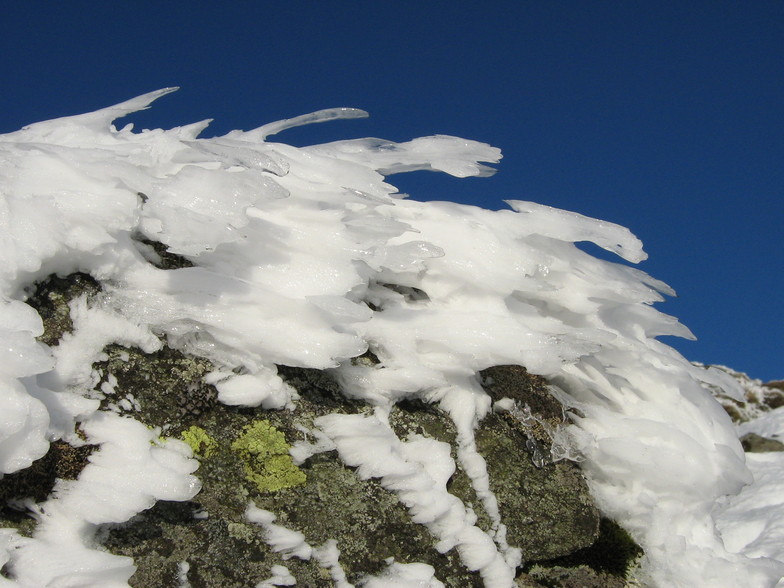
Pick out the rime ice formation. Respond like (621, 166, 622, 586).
(0, 88, 782, 587)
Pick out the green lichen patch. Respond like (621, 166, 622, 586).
(231, 420, 306, 493)
(181, 426, 218, 458)
(351, 348, 381, 367)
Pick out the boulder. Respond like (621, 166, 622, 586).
(0, 273, 644, 587)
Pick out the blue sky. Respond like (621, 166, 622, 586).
(2, 2, 782, 381)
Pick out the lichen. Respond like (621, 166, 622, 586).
(180, 426, 217, 458)
(231, 420, 306, 493)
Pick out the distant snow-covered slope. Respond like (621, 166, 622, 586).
(703, 366, 784, 587)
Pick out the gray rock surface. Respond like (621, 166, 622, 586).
(1, 271, 644, 587)
(740, 433, 784, 453)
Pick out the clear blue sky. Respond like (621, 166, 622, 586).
(2, 2, 781, 381)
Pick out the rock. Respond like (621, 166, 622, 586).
(24, 272, 101, 346)
(698, 364, 784, 424)
(740, 433, 784, 453)
(476, 366, 600, 560)
(1, 272, 642, 588)
(474, 412, 599, 560)
(480, 365, 562, 420)
(765, 380, 784, 397)
(0, 440, 95, 539)
(98, 362, 611, 586)
(522, 564, 627, 588)
(522, 517, 643, 586)
(95, 343, 218, 429)
(132, 235, 196, 270)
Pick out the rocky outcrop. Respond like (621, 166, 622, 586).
(699, 363, 784, 424)
(740, 433, 784, 453)
(0, 272, 643, 587)
(700, 364, 784, 456)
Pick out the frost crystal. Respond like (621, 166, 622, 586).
(0, 89, 781, 587)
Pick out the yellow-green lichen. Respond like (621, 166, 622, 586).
(231, 420, 306, 493)
(181, 425, 217, 458)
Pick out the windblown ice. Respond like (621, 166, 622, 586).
(0, 88, 782, 587)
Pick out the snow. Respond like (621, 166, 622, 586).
(256, 564, 296, 588)
(715, 406, 784, 588)
(741, 409, 784, 442)
(213, 371, 295, 409)
(0, 88, 782, 587)
(246, 504, 353, 587)
(245, 504, 314, 562)
(2, 414, 200, 587)
(316, 410, 518, 585)
(359, 559, 445, 587)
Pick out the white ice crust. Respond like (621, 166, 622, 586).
(0, 89, 781, 587)
(246, 503, 353, 587)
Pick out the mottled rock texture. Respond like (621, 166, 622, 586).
(0, 270, 644, 587)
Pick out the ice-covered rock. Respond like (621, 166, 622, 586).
(698, 363, 784, 425)
(0, 90, 782, 587)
